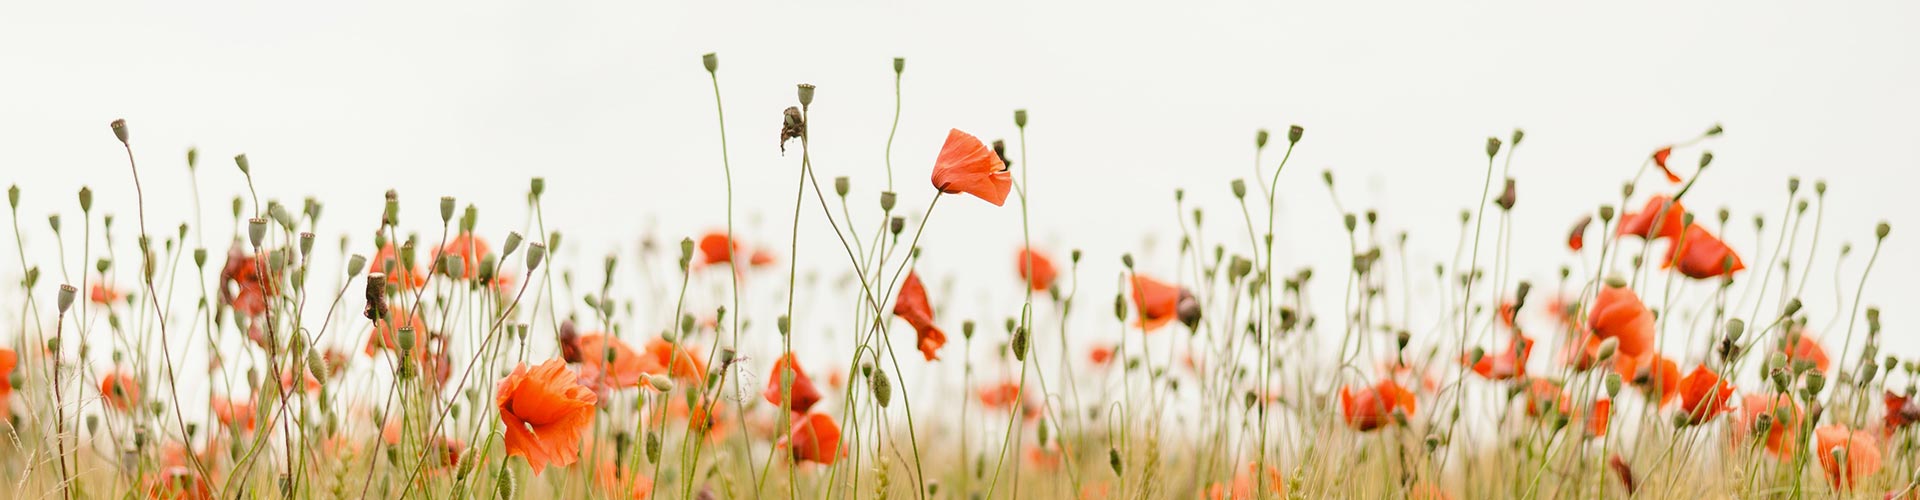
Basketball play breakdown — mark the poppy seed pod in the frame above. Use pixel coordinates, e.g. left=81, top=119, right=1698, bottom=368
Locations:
left=892, top=56, right=904, bottom=74
left=1598, top=205, right=1615, bottom=222
left=1176, top=291, right=1202, bottom=330
left=78, top=187, right=92, bottom=212
left=1485, top=137, right=1502, bottom=158
left=702, top=52, right=718, bottom=73
left=529, top=177, right=546, bottom=198
left=1230, top=179, right=1247, bottom=199
left=834, top=176, right=849, bottom=197
left=1255, top=129, right=1270, bottom=149
left=439, top=196, right=455, bottom=223
left=347, top=254, right=366, bottom=277
left=110, top=119, right=129, bottom=145
left=248, top=218, right=268, bottom=248
left=889, top=216, right=905, bottom=236
left=1511, top=128, right=1526, bottom=146
left=796, top=83, right=815, bottom=107
left=396, top=327, right=416, bottom=354
left=961, top=320, right=975, bottom=339
left=1877, top=222, right=1890, bottom=239
left=879, top=191, right=897, bottom=211
left=1605, top=372, right=1622, bottom=397
left=234, top=153, right=251, bottom=176
left=502, top=232, right=523, bottom=259
left=1725, top=319, right=1745, bottom=342
left=1013, top=109, right=1029, bottom=128
left=58, top=284, right=77, bottom=312
left=1289, top=125, right=1304, bottom=144
left=525, top=243, right=546, bottom=271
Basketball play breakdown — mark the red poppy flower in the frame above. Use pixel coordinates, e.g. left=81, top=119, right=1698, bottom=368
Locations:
left=1815, top=424, right=1882, bottom=490
left=1522, top=377, right=1570, bottom=418
left=364, top=305, right=428, bottom=356
left=763, top=353, right=822, bottom=414
left=496, top=358, right=598, bottom=475
left=1205, top=462, right=1285, bottom=500
left=1677, top=364, right=1734, bottom=424
left=218, top=245, right=279, bottom=317
left=1467, top=334, right=1533, bottom=380
left=698, top=232, right=775, bottom=268
left=977, top=380, right=1041, bottom=421
left=1409, top=482, right=1452, bottom=500
left=0, top=348, right=15, bottom=415
left=145, top=466, right=212, bottom=500
left=99, top=371, right=140, bottom=412
left=1884, top=391, right=1920, bottom=435
left=1736, top=393, right=1803, bottom=458
left=1568, top=214, right=1593, bottom=251
left=1588, top=284, right=1655, bottom=359
left=1616, top=195, right=1687, bottom=241
left=1651, top=146, right=1681, bottom=183
left=89, top=282, right=122, bottom=305
left=435, top=232, right=491, bottom=280
left=591, top=441, right=656, bottom=499
left=370, top=243, right=427, bottom=289
left=212, top=395, right=256, bottom=431
left=1634, top=354, right=1681, bottom=408
left=1586, top=399, right=1614, bottom=437
left=638, top=337, right=707, bottom=385
left=1088, top=343, right=1115, bottom=367
left=1780, top=329, right=1830, bottom=374
left=893, top=271, right=947, bottom=361
left=1015, top=248, right=1057, bottom=292
left=930, top=128, right=1012, bottom=206
left=1339, top=378, right=1416, bottom=432
left=576, top=333, right=647, bottom=390
left=1664, top=224, right=1745, bottom=279
left=784, top=412, right=842, bottom=465
left=280, top=369, right=322, bottom=394
left=1129, top=274, right=1182, bottom=332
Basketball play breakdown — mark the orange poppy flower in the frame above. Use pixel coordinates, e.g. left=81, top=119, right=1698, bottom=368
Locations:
left=893, top=271, right=947, bottom=361
left=1568, top=214, right=1593, bottom=251
left=1339, top=378, right=1416, bottom=432
left=1780, top=329, right=1830, bottom=374
left=145, top=466, right=213, bottom=500
left=1015, top=248, right=1057, bottom=292
left=1587, top=284, right=1655, bottom=359
left=280, top=368, right=322, bottom=394
left=638, top=337, right=707, bottom=384
left=1409, top=481, right=1453, bottom=500
left=1665, top=224, right=1745, bottom=279
left=1129, top=274, right=1182, bottom=332
left=364, top=305, right=427, bottom=356
left=1522, top=377, right=1570, bottom=418
left=1676, top=364, right=1734, bottom=424
left=88, top=282, right=123, bottom=305
left=575, top=333, right=646, bottom=390
left=1885, top=391, right=1919, bottom=435
left=1467, top=334, right=1533, bottom=380
left=930, top=128, right=1012, bottom=206
left=977, top=380, right=1041, bottom=421
left=784, top=412, right=842, bottom=465
left=1814, top=424, right=1882, bottom=490
left=212, top=395, right=256, bottom=431
left=1088, top=343, right=1115, bottom=367
left=1025, top=443, right=1063, bottom=470
left=1616, top=195, right=1687, bottom=241
left=1735, top=393, right=1803, bottom=458
left=435, top=232, right=491, bottom=280
left=764, top=353, right=822, bottom=414
left=1651, top=146, right=1681, bottom=183
left=99, top=371, right=140, bottom=412
left=1205, top=462, right=1285, bottom=500
left=0, top=348, right=15, bottom=416
left=697, top=232, right=775, bottom=268
left=1586, top=399, right=1614, bottom=437
left=496, top=358, right=598, bottom=475
left=1632, top=354, right=1681, bottom=407
left=591, top=442, right=655, bottom=499
left=370, top=242, right=427, bottom=288
left=218, top=245, right=279, bottom=317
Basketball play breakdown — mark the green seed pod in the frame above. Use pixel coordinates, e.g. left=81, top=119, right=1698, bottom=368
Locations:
left=1288, top=125, right=1304, bottom=144
left=495, top=467, right=517, bottom=500
left=871, top=368, right=893, bottom=407
left=525, top=243, right=546, bottom=271
left=646, top=432, right=662, bottom=463
left=1014, top=109, right=1028, bottom=128
left=1011, top=327, right=1030, bottom=361
left=1109, top=448, right=1123, bottom=474
left=58, top=284, right=77, bottom=313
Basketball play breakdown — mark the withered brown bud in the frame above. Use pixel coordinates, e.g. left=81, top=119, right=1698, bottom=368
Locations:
left=779, top=106, right=806, bottom=154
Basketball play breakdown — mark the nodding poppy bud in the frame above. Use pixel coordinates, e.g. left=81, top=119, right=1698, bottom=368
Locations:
left=530, top=177, right=546, bottom=198
left=1321, top=170, right=1334, bottom=187
left=1598, top=205, right=1615, bottom=222
left=1725, top=319, right=1745, bottom=342
left=1396, top=330, right=1411, bottom=350
left=1485, top=137, right=1502, bottom=158
left=1120, top=253, right=1135, bottom=269
left=1176, top=291, right=1202, bottom=330
left=248, top=218, right=268, bottom=248
left=1467, top=347, right=1485, bottom=367
left=233, top=153, right=251, bottom=176
left=439, top=197, right=455, bottom=223
left=525, top=243, right=546, bottom=271
left=1288, top=125, right=1304, bottom=144
left=1012, top=327, right=1029, bottom=361
left=396, top=327, right=416, bottom=354
left=7, top=185, right=17, bottom=209
left=961, top=320, right=975, bottom=339
left=1495, top=178, right=1516, bottom=210
left=495, top=467, right=517, bottom=500
left=1596, top=338, right=1618, bottom=362
left=1230, top=179, right=1247, bottom=199
left=702, top=53, right=718, bottom=73
left=891, top=56, right=904, bottom=74
left=889, top=216, right=905, bottom=236
left=648, top=374, right=674, bottom=392
left=777, top=315, right=791, bottom=336
left=1343, top=213, right=1357, bottom=232
left=796, top=83, right=815, bottom=107
left=1511, top=128, right=1526, bottom=146
left=78, top=187, right=92, bottom=212
left=58, top=284, right=77, bottom=313
left=1877, top=222, right=1891, bottom=239
left=110, top=119, right=129, bottom=145
left=1014, top=109, right=1028, bottom=128
left=871, top=368, right=893, bottom=407
left=1255, top=129, right=1270, bottom=149
left=1109, top=448, right=1123, bottom=474
left=834, top=176, right=849, bottom=197
left=1605, top=372, right=1622, bottom=397
left=1705, top=123, right=1724, bottom=136
left=1698, top=151, right=1714, bottom=169
left=1781, top=299, right=1801, bottom=318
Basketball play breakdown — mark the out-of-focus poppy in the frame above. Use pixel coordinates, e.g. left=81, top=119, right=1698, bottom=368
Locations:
left=1088, top=343, right=1115, bottom=367
left=0, top=348, right=15, bottom=416
left=977, top=381, right=1041, bottom=421
left=1677, top=364, right=1734, bottom=424
left=1205, top=462, right=1285, bottom=500
left=764, top=353, right=822, bottom=415
left=1015, top=248, right=1057, bottom=292
left=212, top=395, right=256, bottom=431
left=145, top=466, right=212, bottom=500
left=1735, top=393, right=1803, bottom=458
left=89, top=282, right=122, bottom=305
left=435, top=232, right=491, bottom=280
left=1651, top=147, right=1681, bottom=183
left=1129, top=274, right=1182, bottom=332
left=218, top=245, right=279, bottom=317
left=99, top=371, right=140, bottom=412
left=1568, top=214, right=1593, bottom=251
left=1588, top=284, right=1655, bottom=359
left=576, top=333, right=646, bottom=390
left=784, top=412, right=842, bottom=465
left=496, top=358, right=598, bottom=475
left=370, top=242, right=427, bottom=289
left=698, top=232, right=775, bottom=268
left=1522, top=378, right=1569, bottom=418
left=1467, top=334, right=1533, bottom=381
left=1339, top=378, right=1415, bottom=432
left=639, top=337, right=707, bottom=385
left=1616, top=195, right=1687, bottom=241
left=1586, top=399, right=1614, bottom=437
left=930, top=129, right=1012, bottom=206
left=1632, top=354, right=1682, bottom=408
left=1815, top=424, right=1882, bottom=490
left=1780, top=329, right=1830, bottom=374
left=1409, top=481, right=1452, bottom=500
left=1665, top=224, right=1745, bottom=279
left=893, top=271, right=947, bottom=361
left=591, top=441, right=655, bottom=500
left=1884, top=391, right=1920, bottom=436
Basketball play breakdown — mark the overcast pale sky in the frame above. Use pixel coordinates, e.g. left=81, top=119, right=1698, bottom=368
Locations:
left=3, top=2, right=1916, bottom=384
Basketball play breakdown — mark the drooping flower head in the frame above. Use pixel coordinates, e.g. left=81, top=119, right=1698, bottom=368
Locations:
left=1129, top=274, right=1183, bottom=332
left=930, top=129, right=1012, bottom=206
left=784, top=412, right=843, bottom=465
left=1339, top=378, right=1416, bottom=432
left=893, top=271, right=947, bottom=361
left=496, top=358, right=598, bottom=475
left=1665, top=224, right=1745, bottom=279
left=1616, top=195, right=1687, bottom=241
left=1015, top=248, right=1057, bottom=292
left=218, top=244, right=279, bottom=317
left=1677, top=364, right=1735, bottom=424
left=764, top=353, right=822, bottom=415
left=1588, top=283, right=1655, bottom=359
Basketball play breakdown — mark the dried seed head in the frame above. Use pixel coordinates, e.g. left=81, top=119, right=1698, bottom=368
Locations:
left=1014, top=109, right=1028, bottom=128
left=879, top=191, right=897, bottom=211
left=58, top=284, right=77, bottom=313
left=1288, top=125, right=1304, bottom=144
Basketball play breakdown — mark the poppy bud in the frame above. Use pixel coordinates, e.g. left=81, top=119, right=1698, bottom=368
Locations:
left=460, top=205, right=478, bottom=233
left=110, top=119, right=129, bottom=145
left=1012, top=327, right=1029, bottom=361
left=1070, top=249, right=1083, bottom=263
left=1109, top=448, right=1123, bottom=474
left=78, top=187, right=92, bottom=213
left=961, top=320, right=975, bottom=339
left=530, top=177, right=546, bottom=198
left=1705, top=123, right=1724, bottom=136
left=1877, top=222, right=1890, bottom=239
left=702, top=52, right=718, bottom=73
left=1724, top=319, right=1745, bottom=342
left=1177, top=291, right=1202, bottom=330
left=58, top=284, right=77, bottom=312
left=503, top=232, right=523, bottom=259
left=1605, top=372, right=1622, bottom=397
left=48, top=214, right=60, bottom=233
left=1288, top=125, right=1303, bottom=144
left=248, top=218, right=267, bottom=248
left=871, top=368, right=893, bottom=407
left=648, top=374, right=674, bottom=392
left=1861, top=363, right=1879, bottom=384
left=777, top=315, right=791, bottom=336
left=1321, top=170, right=1334, bottom=187
left=346, top=254, right=366, bottom=277
left=1781, top=299, right=1801, bottom=318
left=495, top=467, right=517, bottom=500
left=439, top=196, right=455, bottom=223
left=1698, top=151, right=1714, bottom=168
left=834, top=176, right=849, bottom=197
left=1485, top=137, right=1502, bottom=158
left=233, top=153, right=252, bottom=176
left=889, top=216, right=905, bottom=236
left=1014, top=109, right=1028, bottom=128
left=1596, top=338, right=1618, bottom=362
left=1343, top=213, right=1357, bottom=232
left=1255, top=129, right=1270, bottom=149
left=796, top=83, right=815, bottom=107
left=1814, top=180, right=1827, bottom=196
left=525, top=243, right=546, bottom=271
left=1230, top=179, right=1246, bottom=199
left=1494, top=178, right=1516, bottom=210
left=1113, top=294, right=1128, bottom=321
left=879, top=191, right=897, bottom=211
left=7, top=185, right=17, bottom=209
left=1511, top=128, right=1526, bottom=146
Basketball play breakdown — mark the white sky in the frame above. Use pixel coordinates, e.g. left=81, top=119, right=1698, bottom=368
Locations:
left=3, top=2, right=1917, bottom=404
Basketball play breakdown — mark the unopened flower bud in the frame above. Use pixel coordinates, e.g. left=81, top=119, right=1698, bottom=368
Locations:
left=1014, top=109, right=1028, bottom=128
left=871, top=368, right=893, bottom=407
left=1255, top=129, right=1270, bottom=149
left=1288, top=125, right=1303, bottom=144
left=1485, top=137, right=1502, bottom=158
left=702, top=53, right=718, bottom=73
left=834, top=176, right=849, bottom=197
left=648, top=374, right=674, bottom=392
